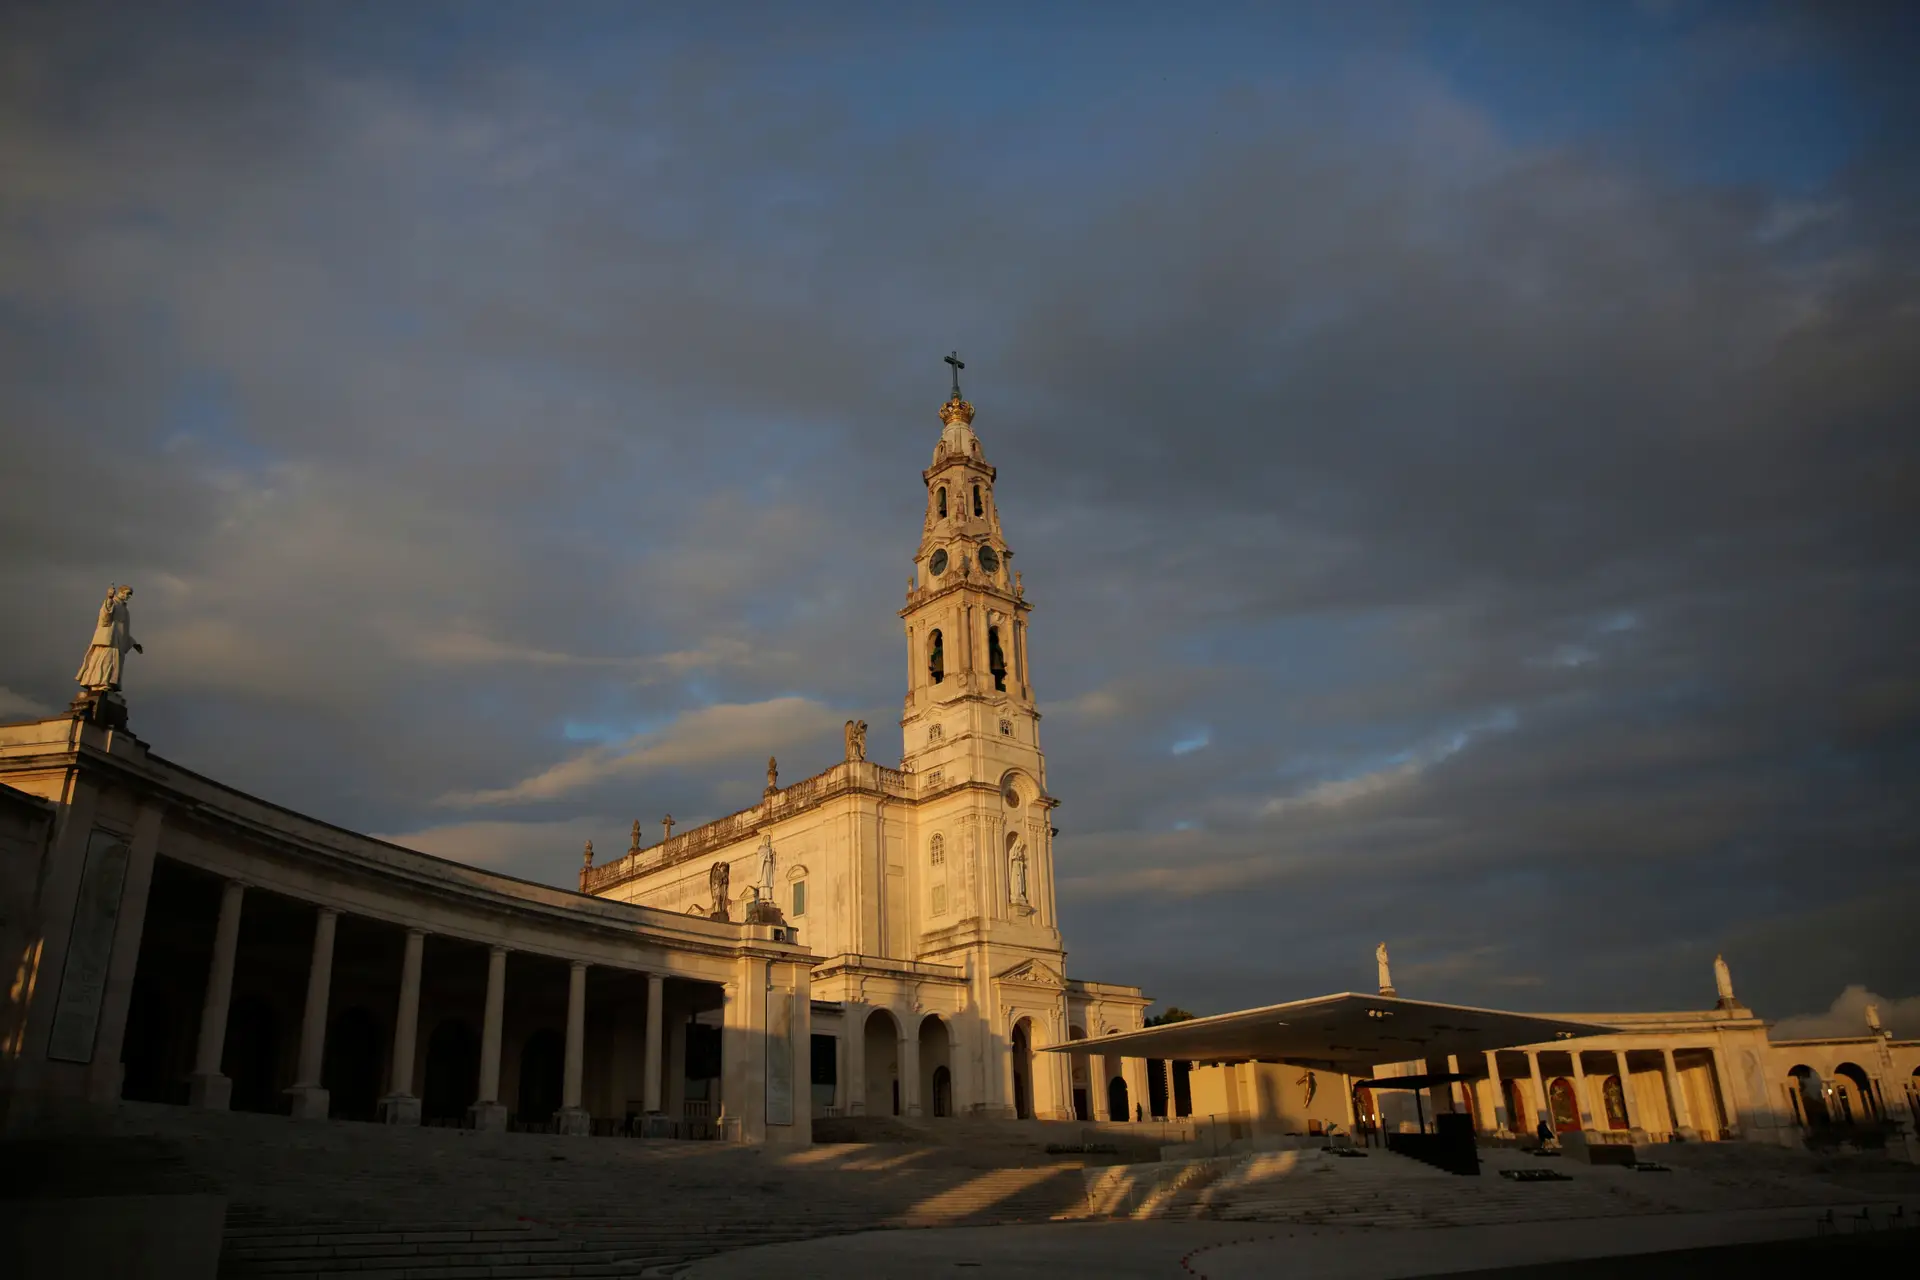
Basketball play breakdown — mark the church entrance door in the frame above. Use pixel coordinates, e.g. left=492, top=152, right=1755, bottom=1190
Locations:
left=1107, top=1076, right=1129, bottom=1123
left=1010, top=1019, right=1034, bottom=1120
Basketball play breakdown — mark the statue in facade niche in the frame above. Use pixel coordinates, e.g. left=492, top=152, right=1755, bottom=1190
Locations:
left=708, top=861, right=730, bottom=920
left=756, top=831, right=776, bottom=895
left=1009, top=839, right=1030, bottom=906
left=76, top=584, right=142, bottom=692
left=844, top=719, right=868, bottom=762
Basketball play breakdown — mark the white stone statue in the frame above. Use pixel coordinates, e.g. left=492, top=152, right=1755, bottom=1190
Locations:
left=1713, top=954, right=1735, bottom=1004
left=1009, top=839, right=1030, bottom=906
left=1376, top=942, right=1394, bottom=995
left=756, top=831, right=776, bottom=895
left=1866, top=1003, right=1883, bottom=1033
left=76, top=584, right=142, bottom=691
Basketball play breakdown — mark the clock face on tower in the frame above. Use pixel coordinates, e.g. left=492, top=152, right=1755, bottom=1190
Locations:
left=978, top=546, right=1000, bottom=573
left=929, top=549, right=949, bottom=576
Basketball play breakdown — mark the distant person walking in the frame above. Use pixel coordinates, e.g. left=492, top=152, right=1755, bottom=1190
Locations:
left=1536, top=1118, right=1555, bottom=1148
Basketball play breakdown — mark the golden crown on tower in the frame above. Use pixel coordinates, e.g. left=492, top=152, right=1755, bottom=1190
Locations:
left=939, top=395, right=975, bottom=426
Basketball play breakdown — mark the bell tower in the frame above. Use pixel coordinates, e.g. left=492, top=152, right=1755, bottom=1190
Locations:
left=899, top=357, right=1056, bottom=951
left=901, top=359, right=1040, bottom=774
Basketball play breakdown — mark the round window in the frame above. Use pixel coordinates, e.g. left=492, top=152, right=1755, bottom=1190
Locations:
left=1003, top=782, right=1020, bottom=807
left=929, top=549, right=949, bottom=576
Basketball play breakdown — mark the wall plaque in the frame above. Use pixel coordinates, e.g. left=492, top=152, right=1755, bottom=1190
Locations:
left=766, top=988, right=795, bottom=1126
left=47, top=828, right=132, bottom=1064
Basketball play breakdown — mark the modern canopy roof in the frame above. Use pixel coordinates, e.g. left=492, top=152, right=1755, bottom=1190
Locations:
left=1043, top=993, right=1618, bottom=1075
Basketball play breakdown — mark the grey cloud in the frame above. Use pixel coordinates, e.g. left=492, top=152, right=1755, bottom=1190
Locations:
left=1, top=6, right=1914, bottom=1027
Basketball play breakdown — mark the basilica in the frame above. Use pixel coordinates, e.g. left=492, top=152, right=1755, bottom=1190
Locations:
left=582, top=376, right=1150, bottom=1125
left=0, top=376, right=1912, bottom=1162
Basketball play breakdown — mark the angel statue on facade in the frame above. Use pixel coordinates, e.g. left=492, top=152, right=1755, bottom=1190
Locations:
left=76, top=584, right=142, bottom=692
left=708, top=861, right=730, bottom=921
left=844, top=718, right=868, bottom=762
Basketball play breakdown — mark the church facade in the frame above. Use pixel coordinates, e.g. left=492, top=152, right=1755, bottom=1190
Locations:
left=585, top=385, right=1152, bottom=1123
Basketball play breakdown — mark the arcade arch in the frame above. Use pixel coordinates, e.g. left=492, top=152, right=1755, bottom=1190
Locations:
left=865, top=1008, right=902, bottom=1117
left=918, top=1015, right=953, bottom=1117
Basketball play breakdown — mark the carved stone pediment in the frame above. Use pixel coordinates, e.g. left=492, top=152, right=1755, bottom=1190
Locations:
left=996, top=958, right=1064, bottom=988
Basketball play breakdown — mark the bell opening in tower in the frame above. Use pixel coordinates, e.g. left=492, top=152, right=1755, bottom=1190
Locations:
left=936, top=486, right=947, bottom=518
left=973, top=484, right=984, bottom=517
left=987, top=626, right=1007, bottom=692
left=928, top=629, right=944, bottom=684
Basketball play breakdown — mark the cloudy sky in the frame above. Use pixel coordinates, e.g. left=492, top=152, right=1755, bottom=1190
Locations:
left=3, top=1, right=1915, bottom=1031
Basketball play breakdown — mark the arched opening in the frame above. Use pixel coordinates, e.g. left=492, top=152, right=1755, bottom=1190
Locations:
left=323, top=1006, right=385, bottom=1121
left=936, top=487, right=947, bottom=519
left=517, top=1029, right=565, bottom=1125
left=421, top=1019, right=479, bottom=1122
left=1107, top=1074, right=1130, bottom=1123
left=927, top=629, right=944, bottom=684
left=1069, top=1026, right=1090, bottom=1122
left=987, top=626, right=1007, bottom=691
left=1601, top=1075, right=1630, bottom=1130
left=919, top=1015, right=953, bottom=1117
left=864, top=1009, right=901, bottom=1117
left=972, top=484, right=983, bottom=517
left=1834, top=1062, right=1875, bottom=1124
left=1500, top=1077, right=1529, bottom=1131
left=1547, top=1077, right=1581, bottom=1133
left=1010, top=1018, right=1034, bottom=1120
left=224, top=994, right=282, bottom=1114
left=120, top=988, right=182, bottom=1105
left=1788, top=1065, right=1828, bottom=1127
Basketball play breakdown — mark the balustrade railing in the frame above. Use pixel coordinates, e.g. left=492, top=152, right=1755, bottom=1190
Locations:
left=580, top=763, right=919, bottom=891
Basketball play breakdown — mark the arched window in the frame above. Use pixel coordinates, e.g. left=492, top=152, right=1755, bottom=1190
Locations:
left=928, top=629, right=944, bottom=683
left=972, top=484, right=984, bottom=516
left=987, top=626, right=1007, bottom=691
left=936, top=487, right=947, bottom=518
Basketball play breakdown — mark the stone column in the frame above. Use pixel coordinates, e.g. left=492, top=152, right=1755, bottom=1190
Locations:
left=1571, top=1051, right=1595, bottom=1131
left=1705, top=1046, right=1734, bottom=1136
left=470, top=945, right=508, bottom=1131
left=1484, top=1051, right=1507, bottom=1132
left=1615, top=1050, right=1643, bottom=1136
left=1662, top=1047, right=1697, bottom=1139
left=901, top=1020, right=922, bottom=1116
left=557, top=960, right=591, bottom=1134
left=845, top=1009, right=867, bottom=1116
left=88, top=804, right=165, bottom=1104
left=380, top=928, right=426, bottom=1124
left=1124, top=1058, right=1151, bottom=1123
left=643, top=973, right=666, bottom=1115
left=287, top=906, right=337, bottom=1120
left=905, top=626, right=917, bottom=694
left=1526, top=1050, right=1547, bottom=1134
left=188, top=879, right=245, bottom=1110
left=719, top=967, right=766, bottom=1143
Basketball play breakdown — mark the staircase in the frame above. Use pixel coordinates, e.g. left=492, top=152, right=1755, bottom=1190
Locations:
left=83, top=1104, right=1097, bottom=1277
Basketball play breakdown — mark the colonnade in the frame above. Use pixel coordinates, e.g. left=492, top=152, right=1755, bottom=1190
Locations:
left=1475, top=1045, right=1722, bottom=1138
left=182, top=880, right=692, bottom=1133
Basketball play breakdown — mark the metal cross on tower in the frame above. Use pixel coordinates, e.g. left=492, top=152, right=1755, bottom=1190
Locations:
left=944, top=351, right=965, bottom=401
